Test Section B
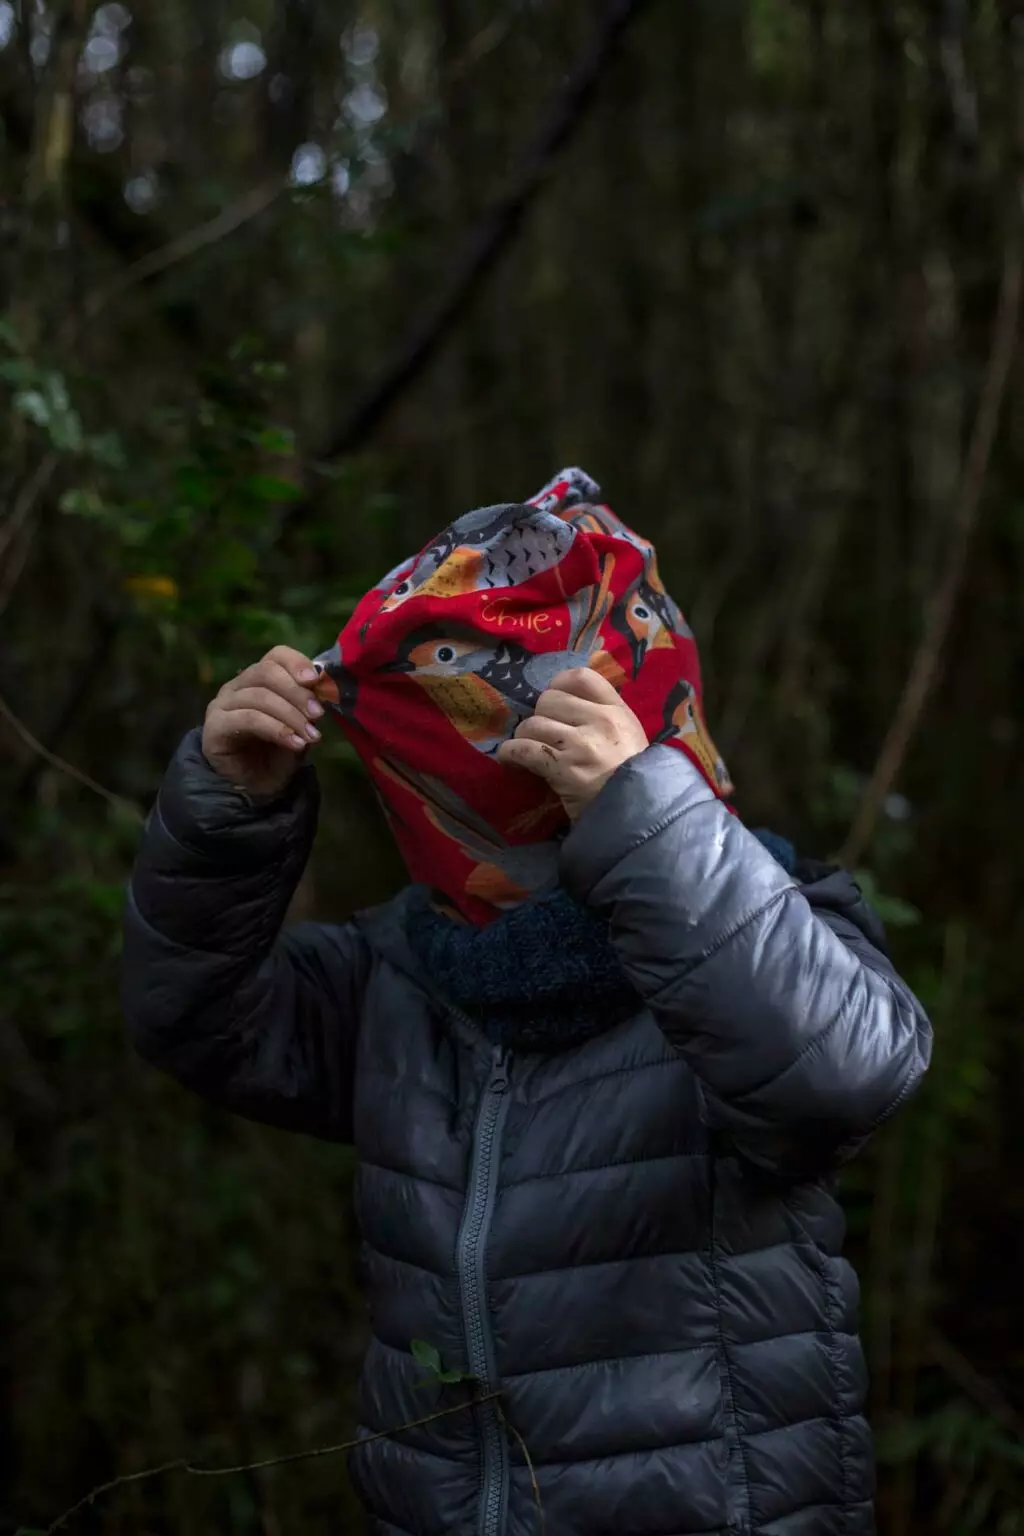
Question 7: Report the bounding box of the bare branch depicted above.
[0,690,144,823]
[0,453,57,569]
[839,236,1023,867]
[928,1330,1024,1439]
[40,1391,504,1535]
[447,17,514,84]
[43,1459,189,1535]
[311,0,652,471]
[0,453,59,620]
[75,179,285,332]
[0,1014,58,1115]
[498,1403,545,1533]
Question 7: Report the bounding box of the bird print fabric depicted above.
[315,468,732,925]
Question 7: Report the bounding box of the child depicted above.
[122,469,931,1536]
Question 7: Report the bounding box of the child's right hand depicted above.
[202,646,324,797]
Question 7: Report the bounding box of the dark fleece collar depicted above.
[404,828,796,1054]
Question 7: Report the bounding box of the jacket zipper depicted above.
[454,1042,512,1536]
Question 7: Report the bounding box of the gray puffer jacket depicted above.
[122,731,932,1536]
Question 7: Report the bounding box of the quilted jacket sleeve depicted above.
[121,729,370,1142]
[560,745,932,1177]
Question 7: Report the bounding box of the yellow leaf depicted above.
[124,574,179,599]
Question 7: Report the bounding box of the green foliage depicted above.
[851,868,922,929]
[410,1339,472,1387]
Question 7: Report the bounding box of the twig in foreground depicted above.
[41,1391,504,1535]
[498,1403,546,1533]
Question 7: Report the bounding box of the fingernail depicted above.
[288,733,307,749]
[305,724,321,741]
[299,667,318,683]
[307,698,324,718]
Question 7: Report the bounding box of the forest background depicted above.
[2,1,1023,1532]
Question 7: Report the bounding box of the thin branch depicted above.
[74,178,285,331]
[41,1392,504,1535]
[186,1391,500,1477]
[0,512,38,619]
[498,1404,545,1534]
[13,612,120,806]
[0,1013,58,1115]
[447,16,513,83]
[310,0,651,472]
[0,690,144,822]
[839,236,1023,866]
[928,1330,1024,1439]
[0,91,265,406]
[0,452,57,568]
[44,1459,190,1535]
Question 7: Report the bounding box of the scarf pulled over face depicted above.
[314,468,732,926]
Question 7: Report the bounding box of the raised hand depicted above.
[202,646,325,798]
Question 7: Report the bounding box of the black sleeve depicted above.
[121,729,370,1142]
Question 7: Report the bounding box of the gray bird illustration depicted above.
[381,555,619,756]
[373,752,561,908]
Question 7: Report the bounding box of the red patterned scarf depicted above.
[314,468,731,925]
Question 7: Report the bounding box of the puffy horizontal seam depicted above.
[646,888,794,1004]
[498,1246,708,1284]
[745,1411,858,1441]
[153,786,309,865]
[525,1431,724,1471]
[688,1236,840,1262]
[358,1063,457,1114]
[502,1149,708,1189]
[521,1052,681,1108]
[359,1157,462,1196]
[858,971,929,1129]
[361,1249,453,1284]
[152,796,221,864]
[731,931,925,1122]
[352,1422,476,1471]
[758,1498,874,1526]
[590,786,717,880]
[864,1065,918,1135]
[728,1327,858,1350]
[504,1341,716,1383]
[125,888,271,963]
[724,981,858,1112]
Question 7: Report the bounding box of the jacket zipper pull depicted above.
[489,1049,511,1094]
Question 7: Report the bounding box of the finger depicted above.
[249,659,325,719]
[215,707,311,753]
[534,688,598,727]
[265,645,320,684]
[496,736,559,779]
[220,687,321,742]
[513,714,575,751]
[547,666,623,705]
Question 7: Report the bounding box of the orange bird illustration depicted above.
[655,679,733,795]
[609,580,677,677]
[382,558,619,756]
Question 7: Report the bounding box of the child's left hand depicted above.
[496,668,649,821]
